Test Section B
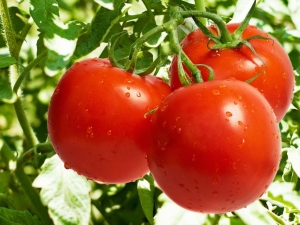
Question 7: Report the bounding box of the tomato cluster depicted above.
[48,24,293,213]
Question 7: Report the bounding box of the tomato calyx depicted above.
[192,0,271,66]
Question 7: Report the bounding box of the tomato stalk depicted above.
[180,10,233,44]
[194,0,206,26]
[169,29,203,83]
[124,24,166,72]
[0,0,18,61]
[13,50,48,93]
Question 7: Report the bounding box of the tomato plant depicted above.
[48,58,171,184]
[148,79,281,213]
[170,23,295,121]
[1,0,300,224]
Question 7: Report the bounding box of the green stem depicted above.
[16,17,34,55]
[124,23,168,72]
[118,11,168,22]
[0,0,18,60]
[14,98,39,149]
[13,50,47,92]
[181,10,232,43]
[169,29,203,82]
[194,0,206,26]
[18,142,54,165]
[142,0,154,19]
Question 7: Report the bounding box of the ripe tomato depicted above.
[48,58,171,184]
[147,79,281,213]
[170,23,294,121]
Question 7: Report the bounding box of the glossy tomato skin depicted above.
[148,79,281,213]
[170,23,294,121]
[48,58,171,184]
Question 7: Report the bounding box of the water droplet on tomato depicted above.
[160,105,167,112]
[125,92,130,98]
[107,130,112,135]
[177,128,182,134]
[162,121,167,127]
[244,126,248,131]
[192,154,196,161]
[238,95,242,101]
[54,88,60,95]
[211,90,220,95]
[238,121,243,126]
[225,119,229,122]
[283,72,287,78]
[219,84,226,88]
[273,167,277,173]
[179,184,185,188]
[125,79,134,84]
[87,126,93,133]
[212,177,219,185]
[233,101,238,105]
[274,134,279,140]
[176,117,180,121]
[226,111,232,117]
[232,162,237,170]
[136,92,141,97]
[126,86,130,90]
[239,139,245,148]
[64,163,71,169]
[212,191,218,197]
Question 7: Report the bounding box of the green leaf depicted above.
[0,76,17,103]
[265,181,300,209]
[137,174,155,225]
[235,201,283,225]
[74,0,127,58]
[32,155,91,225]
[30,0,83,75]
[0,57,17,68]
[134,51,154,74]
[0,208,42,225]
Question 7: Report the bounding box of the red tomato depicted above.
[147,79,281,213]
[170,23,294,121]
[48,58,171,184]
